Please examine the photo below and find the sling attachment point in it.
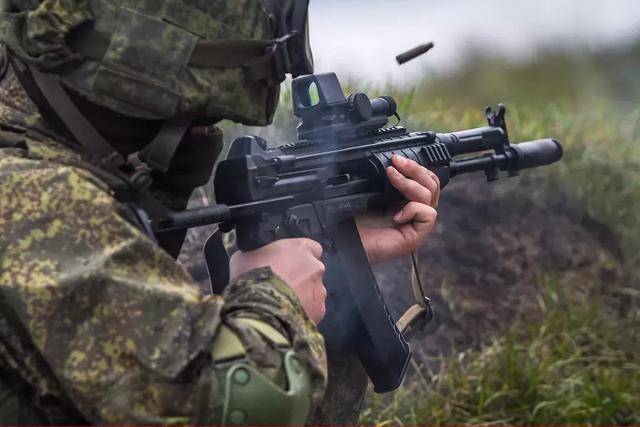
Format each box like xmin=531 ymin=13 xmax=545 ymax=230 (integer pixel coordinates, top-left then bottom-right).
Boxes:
xmin=396 ymin=252 xmax=435 ymax=342
xmin=244 ymin=32 xmax=298 ymax=86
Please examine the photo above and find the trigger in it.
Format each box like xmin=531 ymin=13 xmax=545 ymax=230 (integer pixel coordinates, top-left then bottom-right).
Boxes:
xmin=285 ymin=214 xmax=312 ymax=237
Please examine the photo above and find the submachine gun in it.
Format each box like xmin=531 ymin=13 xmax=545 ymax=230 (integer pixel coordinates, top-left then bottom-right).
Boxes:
xmin=154 ymin=72 xmax=563 ymax=394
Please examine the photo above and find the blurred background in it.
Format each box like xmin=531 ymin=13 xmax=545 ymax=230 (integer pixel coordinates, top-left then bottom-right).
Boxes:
xmin=311 ymin=0 xmax=640 ymax=86
xmin=181 ymin=1 xmax=640 ymax=424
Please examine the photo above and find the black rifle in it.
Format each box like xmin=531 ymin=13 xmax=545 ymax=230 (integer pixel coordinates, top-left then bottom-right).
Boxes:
xmin=154 ymin=72 xmax=563 ymax=394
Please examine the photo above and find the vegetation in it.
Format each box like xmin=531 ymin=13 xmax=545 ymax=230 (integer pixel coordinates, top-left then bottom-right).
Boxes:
xmin=362 ymin=279 xmax=640 ymax=425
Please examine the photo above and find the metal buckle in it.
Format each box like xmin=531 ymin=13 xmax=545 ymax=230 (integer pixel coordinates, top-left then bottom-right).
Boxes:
xmin=121 ymin=151 xmax=153 ymax=191
xmin=245 ymin=32 xmax=299 ymax=86
xmin=396 ymin=298 xmax=435 ymax=342
xmin=269 ymin=32 xmax=298 ymax=84
xmin=395 ymin=252 xmax=436 ymax=342
xmin=128 ymin=168 xmax=153 ymax=191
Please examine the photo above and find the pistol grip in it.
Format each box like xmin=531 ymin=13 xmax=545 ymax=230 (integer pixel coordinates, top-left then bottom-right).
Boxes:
xmin=319 ymin=219 xmax=411 ymax=393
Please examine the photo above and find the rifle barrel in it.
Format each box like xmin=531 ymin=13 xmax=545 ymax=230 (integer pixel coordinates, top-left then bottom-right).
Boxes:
xmin=450 ymin=138 xmax=562 ymax=176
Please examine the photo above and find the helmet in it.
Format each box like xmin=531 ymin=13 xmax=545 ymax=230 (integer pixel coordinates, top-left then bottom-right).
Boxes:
xmin=0 ymin=0 xmax=314 ymax=126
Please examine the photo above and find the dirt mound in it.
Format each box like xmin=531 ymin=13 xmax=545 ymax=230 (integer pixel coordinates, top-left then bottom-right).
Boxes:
xmin=374 ymin=174 xmax=623 ymax=363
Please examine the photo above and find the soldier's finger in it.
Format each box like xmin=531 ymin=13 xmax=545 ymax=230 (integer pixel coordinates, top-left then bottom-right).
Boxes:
xmin=427 ymin=170 xmax=441 ymax=208
xmin=387 ymin=166 xmax=433 ymax=204
xmin=311 ymin=258 xmax=326 ymax=279
xmin=300 ymin=238 xmax=324 ymax=259
xmin=391 ymin=155 xmax=438 ymax=201
xmin=393 ymin=202 xmax=437 ymax=230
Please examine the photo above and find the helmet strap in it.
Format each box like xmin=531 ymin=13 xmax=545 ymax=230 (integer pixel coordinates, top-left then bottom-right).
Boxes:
xmin=140 ymin=116 xmax=193 ymax=173
xmin=9 ymin=56 xmax=193 ymax=189
xmin=12 ymin=57 xmax=124 ymax=166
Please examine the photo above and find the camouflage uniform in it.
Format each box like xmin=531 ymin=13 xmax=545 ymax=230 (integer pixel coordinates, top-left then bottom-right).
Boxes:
xmin=0 ymin=1 xmax=326 ymax=424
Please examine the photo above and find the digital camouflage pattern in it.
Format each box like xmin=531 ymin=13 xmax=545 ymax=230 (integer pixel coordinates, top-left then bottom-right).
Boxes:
xmin=0 ymin=0 xmax=280 ymax=125
xmin=0 ymin=59 xmax=327 ymax=423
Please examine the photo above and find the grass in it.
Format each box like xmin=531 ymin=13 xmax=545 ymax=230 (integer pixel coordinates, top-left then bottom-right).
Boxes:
xmin=361 ymin=280 xmax=640 ymax=425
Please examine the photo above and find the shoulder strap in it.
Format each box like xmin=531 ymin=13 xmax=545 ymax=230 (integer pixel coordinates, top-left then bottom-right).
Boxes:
xmin=141 ymin=116 xmax=193 ymax=173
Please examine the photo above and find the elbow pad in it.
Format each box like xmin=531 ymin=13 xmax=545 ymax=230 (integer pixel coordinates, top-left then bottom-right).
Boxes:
xmin=211 ymin=320 xmax=312 ymax=425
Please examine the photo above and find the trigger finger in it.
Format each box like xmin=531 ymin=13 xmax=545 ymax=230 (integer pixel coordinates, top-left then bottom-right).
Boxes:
xmin=396 ymin=202 xmax=438 ymax=233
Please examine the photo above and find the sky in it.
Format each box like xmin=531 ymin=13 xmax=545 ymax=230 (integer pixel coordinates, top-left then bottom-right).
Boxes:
xmin=308 ymin=0 xmax=640 ymax=84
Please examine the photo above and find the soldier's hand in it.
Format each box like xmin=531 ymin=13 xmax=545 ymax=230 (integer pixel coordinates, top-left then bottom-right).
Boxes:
xmin=230 ymin=239 xmax=327 ymax=324
xmin=356 ymin=154 xmax=439 ymax=265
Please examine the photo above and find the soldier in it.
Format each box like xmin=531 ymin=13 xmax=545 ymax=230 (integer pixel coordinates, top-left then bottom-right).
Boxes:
xmin=0 ymin=0 xmax=439 ymax=424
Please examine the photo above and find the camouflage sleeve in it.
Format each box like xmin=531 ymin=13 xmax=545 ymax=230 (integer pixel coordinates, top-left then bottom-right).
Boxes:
xmin=0 ymin=138 xmax=327 ymax=424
